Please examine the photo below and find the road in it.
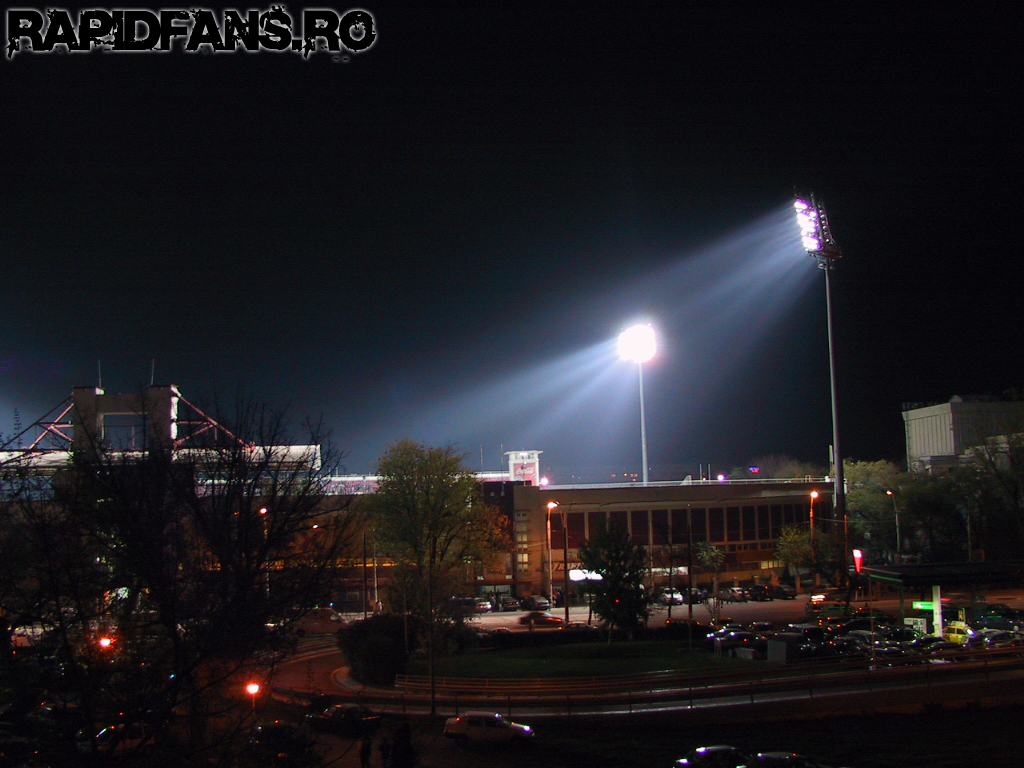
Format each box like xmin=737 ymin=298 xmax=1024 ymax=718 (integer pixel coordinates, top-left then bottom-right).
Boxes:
xmin=261 ymin=590 xmax=1024 ymax=767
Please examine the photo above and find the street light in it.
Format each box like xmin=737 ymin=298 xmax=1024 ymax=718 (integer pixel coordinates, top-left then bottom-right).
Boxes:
xmin=886 ymin=490 xmax=902 ymax=565
xmin=795 ymin=196 xmax=847 ymax=581
xmin=547 ymin=501 xmax=572 ymax=624
xmin=809 ymin=490 xmax=818 ymax=585
xmin=618 ymin=323 xmax=656 ymax=485
xmin=246 ymin=682 xmax=260 ymax=715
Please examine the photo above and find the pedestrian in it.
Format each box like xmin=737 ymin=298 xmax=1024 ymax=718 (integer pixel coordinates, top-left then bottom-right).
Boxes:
xmin=359 ymin=736 xmax=372 ymax=768
xmin=379 ymin=736 xmax=392 ymax=768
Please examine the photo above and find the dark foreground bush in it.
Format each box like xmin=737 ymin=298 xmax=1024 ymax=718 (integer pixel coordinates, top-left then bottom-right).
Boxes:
xmin=337 ymin=614 xmax=421 ymax=686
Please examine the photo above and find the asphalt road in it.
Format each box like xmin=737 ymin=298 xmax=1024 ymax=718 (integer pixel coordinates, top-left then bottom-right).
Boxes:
xmin=263 ymin=590 xmax=1024 ymax=767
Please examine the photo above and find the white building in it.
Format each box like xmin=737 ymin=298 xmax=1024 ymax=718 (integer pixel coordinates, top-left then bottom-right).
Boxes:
xmin=902 ymin=396 xmax=1024 ymax=474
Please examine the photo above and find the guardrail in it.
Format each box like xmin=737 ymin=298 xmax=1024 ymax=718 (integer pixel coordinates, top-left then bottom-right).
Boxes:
xmin=393 ymin=644 xmax=1024 ymax=701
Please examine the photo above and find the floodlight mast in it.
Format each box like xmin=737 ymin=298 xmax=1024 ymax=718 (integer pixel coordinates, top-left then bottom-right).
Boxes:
xmin=618 ymin=324 xmax=656 ymax=485
xmin=794 ymin=195 xmax=847 ymax=583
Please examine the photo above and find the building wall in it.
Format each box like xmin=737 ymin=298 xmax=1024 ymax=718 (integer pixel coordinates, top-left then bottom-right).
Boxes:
xmin=511 ymin=480 xmax=831 ymax=597
xmin=904 ymin=398 xmax=1024 ymax=473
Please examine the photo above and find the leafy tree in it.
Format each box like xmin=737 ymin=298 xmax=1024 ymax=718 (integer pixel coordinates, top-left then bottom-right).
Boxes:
xmin=844 ymin=460 xmax=907 ymax=561
xmin=773 ymin=525 xmax=812 ymax=575
xmin=773 ymin=524 xmax=844 ymax=587
xmin=693 ymin=541 xmax=725 ymax=620
xmin=966 ymin=434 xmax=1024 ymax=550
xmin=365 ymin=440 xmax=509 ymax=714
xmin=337 ymin=613 xmax=421 ymax=686
xmin=367 ymin=440 xmax=510 ymax=631
xmin=578 ymin=525 xmax=653 ymax=639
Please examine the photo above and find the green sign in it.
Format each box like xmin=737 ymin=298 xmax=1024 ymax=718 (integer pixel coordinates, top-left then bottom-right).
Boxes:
xmin=912 ymin=601 xmax=934 ymax=610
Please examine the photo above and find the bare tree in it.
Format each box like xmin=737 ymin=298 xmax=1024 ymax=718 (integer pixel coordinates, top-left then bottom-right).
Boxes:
xmin=1 ymin=393 xmax=358 ymax=765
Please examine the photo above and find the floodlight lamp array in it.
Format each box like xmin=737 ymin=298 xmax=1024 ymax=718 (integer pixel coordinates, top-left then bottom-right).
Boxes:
xmin=794 ymin=196 xmax=841 ymax=266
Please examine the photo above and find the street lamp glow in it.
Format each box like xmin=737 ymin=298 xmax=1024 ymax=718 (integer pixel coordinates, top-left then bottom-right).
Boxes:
xmin=617 ymin=324 xmax=656 ymax=363
xmin=245 ymin=683 xmax=261 ymax=696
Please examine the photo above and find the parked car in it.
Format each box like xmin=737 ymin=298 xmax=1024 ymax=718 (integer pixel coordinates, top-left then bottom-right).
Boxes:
xmin=499 ymin=596 xmax=521 ymax=611
xmin=974 ymin=614 xmax=1024 ymax=632
xmin=722 ymin=587 xmax=747 ymax=603
xmin=978 ymin=603 xmax=1019 ymax=619
xmin=518 ymin=611 xmax=563 ymax=627
xmin=663 ymin=618 xmax=711 ymax=640
xmin=303 ymin=704 xmax=381 ymax=737
xmin=749 ymin=752 xmax=836 ymax=767
xmin=942 ymin=622 xmax=975 ymax=644
xmin=75 ymin=722 xmax=154 ymax=755
xmin=443 ymin=712 xmax=534 ymax=744
xmin=768 ymin=584 xmax=798 ymax=600
xmin=674 ymin=745 xmax=751 ymax=767
xmin=745 ymin=585 xmax=773 ymax=602
xmin=474 ymin=598 xmax=493 ymax=613
xmin=560 ymin=621 xmax=598 ymax=633
xmin=520 ymin=595 xmax=551 ymax=611
xmin=658 ymin=590 xmax=685 ymax=606
xmin=706 ymin=630 xmax=760 ymax=653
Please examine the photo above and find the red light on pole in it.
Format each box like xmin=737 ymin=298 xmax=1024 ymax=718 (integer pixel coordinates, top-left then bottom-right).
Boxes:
xmin=852 ymin=549 xmax=863 ymax=574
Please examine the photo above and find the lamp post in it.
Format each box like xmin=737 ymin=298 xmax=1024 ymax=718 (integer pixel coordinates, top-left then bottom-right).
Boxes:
xmin=246 ymin=682 xmax=260 ymax=715
xmin=618 ymin=324 xmax=656 ymax=485
xmin=794 ymin=196 xmax=847 ymax=582
xmin=547 ymin=501 xmax=572 ymax=624
xmin=809 ymin=490 xmax=818 ymax=585
xmin=886 ymin=490 xmax=901 ymax=565
xmin=259 ymin=507 xmax=270 ymax=598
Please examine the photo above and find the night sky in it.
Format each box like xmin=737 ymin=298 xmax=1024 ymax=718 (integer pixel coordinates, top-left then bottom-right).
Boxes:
xmin=2 ymin=4 xmax=1020 ymax=481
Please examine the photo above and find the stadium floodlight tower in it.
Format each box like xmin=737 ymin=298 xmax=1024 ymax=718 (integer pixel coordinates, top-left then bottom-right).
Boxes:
xmin=618 ymin=323 xmax=656 ymax=485
xmin=794 ymin=195 xmax=848 ymax=580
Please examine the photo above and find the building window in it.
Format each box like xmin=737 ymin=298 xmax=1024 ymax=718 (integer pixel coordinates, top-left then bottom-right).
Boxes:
xmin=708 ymin=508 xmax=724 ymax=542
xmin=516 ymin=553 xmax=529 ymax=565
xmin=726 ymin=507 xmax=741 ymax=542
xmin=651 ymin=509 xmax=669 ymax=545
xmin=631 ymin=510 xmax=649 ymax=545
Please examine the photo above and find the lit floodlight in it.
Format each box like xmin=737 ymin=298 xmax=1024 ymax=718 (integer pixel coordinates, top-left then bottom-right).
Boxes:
xmin=618 ymin=323 xmax=656 ymax=485
xmin=617 ymin=324 xmax=656 ymax=364
xmin=794 ymin=194 xmax=846 ymax=578
xmin=794 ymin=194 xmax=841 ymax=263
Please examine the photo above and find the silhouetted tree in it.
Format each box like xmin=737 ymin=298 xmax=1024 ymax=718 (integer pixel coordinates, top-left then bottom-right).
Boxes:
xmin=579 ymin=525 xmax=652 ymax=640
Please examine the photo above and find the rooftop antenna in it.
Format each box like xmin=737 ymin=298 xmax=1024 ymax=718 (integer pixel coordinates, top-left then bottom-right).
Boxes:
xmin=97 ymin=360 xmax=102 ymax=388
xmin=150 ymin=358 xmax=156 ymax=386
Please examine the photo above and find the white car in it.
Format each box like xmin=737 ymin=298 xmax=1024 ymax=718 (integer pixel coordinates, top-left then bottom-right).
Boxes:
xmin=657 ymin=590 xmax=685 ymax=606
xmin=444 ymin=712 xmax=534 ymax=744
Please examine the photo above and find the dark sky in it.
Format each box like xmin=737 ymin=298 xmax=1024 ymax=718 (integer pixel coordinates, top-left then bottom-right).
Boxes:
xmin=2 ymin=3 xmax=1021 ymax=481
